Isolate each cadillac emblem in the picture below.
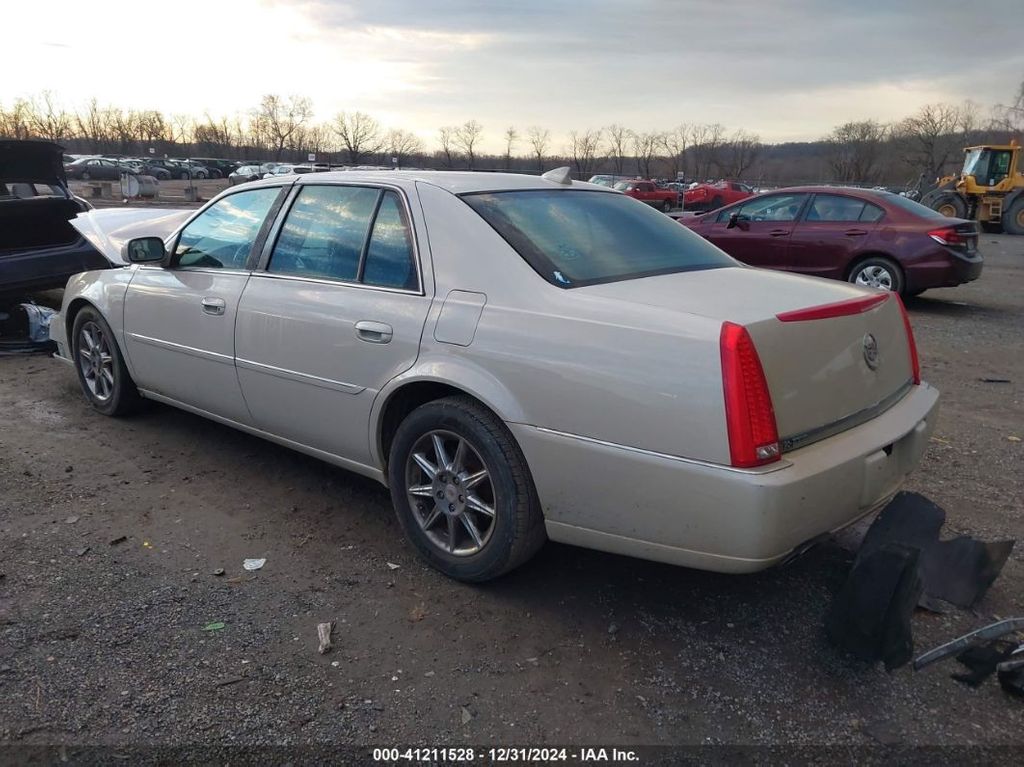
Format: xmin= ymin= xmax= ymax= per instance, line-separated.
xmin=863 ymin=333 xmax=880 ymax=370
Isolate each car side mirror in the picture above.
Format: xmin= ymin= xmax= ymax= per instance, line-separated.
xmin=726 ymin=212 xmax=749 ymax=230
xmin=124 ymin=236 xmax=166 ymax=264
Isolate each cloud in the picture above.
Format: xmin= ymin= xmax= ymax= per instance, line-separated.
xmin=2 ymin=0 xmax=1022 ymax=150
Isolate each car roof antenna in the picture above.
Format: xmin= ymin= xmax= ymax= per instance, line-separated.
xmin=541 ymin=166 xmax=573 ymax=185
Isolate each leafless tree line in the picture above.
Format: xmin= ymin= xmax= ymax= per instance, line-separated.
xmin=2 ymin=83 xmax=1021 ymax=186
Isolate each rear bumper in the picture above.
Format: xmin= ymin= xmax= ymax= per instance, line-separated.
xmin=0 ymin=240 xmax=110 ymax=296
xmin=905 ymin=246 xmax=983 ymax=291
xmin=513 ymin=382 xmax=939 ymax=573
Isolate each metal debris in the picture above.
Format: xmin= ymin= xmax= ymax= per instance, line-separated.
xmin=913 ymin=617 xmax=1024 ymax=671
xmin=317 ymin=621 xmax=335 ymax=655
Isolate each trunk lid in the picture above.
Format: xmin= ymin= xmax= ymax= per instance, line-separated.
xmin=0 ymin=140 xmax=67 ymax=186
xmin=578 ymin=266 xmax=915 ymax=451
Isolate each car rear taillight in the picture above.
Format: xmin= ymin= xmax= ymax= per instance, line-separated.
xmin=893 ymin=293 xmax=921 ymax=385
xmin=720 ymin=322 xmax=780 ymax=468
xmin=927 ymin=227 xmax=964 ymax=246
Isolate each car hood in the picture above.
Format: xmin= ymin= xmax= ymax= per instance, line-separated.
xmin=0 ymin=140 xmax=67 ymax=185
xmin=70 ymin=208 xmax=192 ymax=265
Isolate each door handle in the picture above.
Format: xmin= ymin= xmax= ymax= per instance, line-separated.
xmin=844 ymin=229 xmax=868 ymax=236
xmin=769 ymin=229 xmax=790 ymax=237
xmin=355 ymin=320 xmax=393 ymax=344
xmin=201 ymin=297 xmax=226 ymax=316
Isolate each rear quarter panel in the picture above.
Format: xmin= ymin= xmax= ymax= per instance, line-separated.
xmin=397 ymin=182 xmax=732 ymax=466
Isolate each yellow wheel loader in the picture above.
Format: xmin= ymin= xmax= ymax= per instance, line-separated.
xmin=921 ymin=139 xmax=1024 ymax=234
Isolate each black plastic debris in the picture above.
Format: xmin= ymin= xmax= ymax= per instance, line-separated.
xmin=998 ymin=660 xmax=1024 ymax=698
xmin=951 ymin=641 xmax=1018 ymax=687
xmin=858 ymin=491 xmax=1015 ymax=610
xmin=825 ymin=542 xmax=922 ymax=670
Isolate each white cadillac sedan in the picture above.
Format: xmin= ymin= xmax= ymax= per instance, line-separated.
xmin=51 ymin=169 xmax=938 ymax=581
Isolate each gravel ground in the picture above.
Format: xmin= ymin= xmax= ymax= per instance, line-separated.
xmin=1 ymin=236 xmax=1022 ymax=754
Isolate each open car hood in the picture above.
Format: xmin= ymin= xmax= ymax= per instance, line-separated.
xmin=70 ymin=208 xmax=192 ymax=265
xmin=0 ymin=140 xmax=67 ymax=185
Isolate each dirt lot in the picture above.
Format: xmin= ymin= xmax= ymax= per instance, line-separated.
xmin=1 ymin=236 xmax=1023 ymax=754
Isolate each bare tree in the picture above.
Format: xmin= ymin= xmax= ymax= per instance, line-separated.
xmin=387 ymin=128 xmax=423 ymax=167
xmin=824 ymin=120 xmax=888 ymax=183
xmin=332 ymin=111 xmax=383 ymax=164
xmin=73 ymin=98 xmax=108 ymax=151
xmin=503 ymin=126 xmax=518 ymax=170
xmin=454 ymin=120 xmax=484 ymax=168
xmin=720 ymin=129 xmax=761 ymax=178
xmin=568 ymin=129 xmax=603 ymax=179
xmin=527 ymin=126 xmax=550 ymax=170
xmin=688 ymin=123 xmax=726 ymax=180
xmin=896 ymin=102 xmax=965 ymax=181
xmin=991 ymin=76 xmax=1024 ymax=133
xmin=632 ymin=131 xmax=662 ymax=178
xmin=256 ymin=94 xmax=313 ymax=161
xmin=661 ymin=124 xmax=689 ymax=180
xmin=0 ymin=99 xmax=33 ymax=140
xmin=438 ymin=126 xmax=458 ymax=167
xmin=27 ymin=91 xmax=71 ymax=141
xmin=605 ymin=124 xmax=631 ymax=174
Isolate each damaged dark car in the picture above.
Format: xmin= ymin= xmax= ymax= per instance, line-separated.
xmin=0 ymin=139 xmax=109 ymax=296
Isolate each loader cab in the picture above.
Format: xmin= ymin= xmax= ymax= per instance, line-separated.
xmin=962 ymin=145 xmax=1017 ymax=189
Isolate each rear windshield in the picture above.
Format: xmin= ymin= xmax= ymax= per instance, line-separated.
xmin=462 ymin=189 xmax=734 ymax=287
xmin=879 ymin=192 xmax=951 ymax=220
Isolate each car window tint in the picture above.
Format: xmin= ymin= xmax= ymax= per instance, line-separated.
xmin=175 ymin=188 xmax=279 ymax=269
xmin=363 ymin=191 xmax=417 ymax=290
xmin=860 ymin=203 xmax=884 ymax=222
xmin=735 ymin=193 xmax=807 ymax=222
xmin=268 ymin=185 xmax=379 ymax=281
xmin=807 ymin=194 xmax=866 ymax=222
xmin=464 ymin=189 xmax=733 ymax=288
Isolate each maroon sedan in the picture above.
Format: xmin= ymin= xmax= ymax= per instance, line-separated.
xmin=676 ymin=186 xmax=983 ymax=296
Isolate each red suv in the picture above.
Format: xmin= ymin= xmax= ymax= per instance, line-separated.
xmin=677 ymin=186 xmax=983 ymax=296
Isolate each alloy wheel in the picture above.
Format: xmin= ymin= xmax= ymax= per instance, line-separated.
xmin=854 ymin=265 xmax=895 ymax=291
xmin=77 ymin=321 xmax=115 ymax=401
xmin=405 ymin=430 xmax=497 ymax=556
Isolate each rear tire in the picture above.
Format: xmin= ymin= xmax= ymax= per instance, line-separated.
xmin=848 ymin=256 xmax=904 ymax=294
xmin=1003 ymin=198 xmax=1024 ymax=235
xmin=71 ymin=306 xmax=143 ymax=417
xmin=711 ymin=195 xmax=724 ymax=210
xmin=661 ymin=199 xmax=673 ymax=212
xmin=387 ymin=396 xmax=546 ymax=582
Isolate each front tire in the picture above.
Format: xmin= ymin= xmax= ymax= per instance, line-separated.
xmin=710 ymin=195 xmax=724 ymax=210
xmin=661 ymin=199 xmax=673 ymax=212
xmin=388 ymin=396 xmax=545 ymax=582
xmin=848 ymin=256 xmax=904 ymax=294
xmin=71 ymin=307 xmax=143 ymax=416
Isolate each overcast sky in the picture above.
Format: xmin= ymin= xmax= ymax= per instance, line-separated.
xmin=6 ymin=0 xmax=1023 ymax=150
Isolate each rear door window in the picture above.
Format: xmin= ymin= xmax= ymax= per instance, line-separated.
xmin=268 ymin=185 xmax=419 ymax=290
xmin=806 ymin=194 xmax=867 ymax=222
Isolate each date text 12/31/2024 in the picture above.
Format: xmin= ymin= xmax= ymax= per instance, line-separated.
xmin=372 ymin=747 xmax=640 ymax=762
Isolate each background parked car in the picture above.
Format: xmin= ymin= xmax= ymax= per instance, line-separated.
xmin=683 ymin=180 xmax=753 ymax=211
xmin=189 ymin=158 xmax=239 ymax=179
xmin=228 ymin=165 xmax=264 ymax=185
xmin=677 ymin=186 xmax=983 ymax=295
xmin=1 ymin=140 xmax=108 ymax=295
xmin=64 ymin=157 xmax=137 ymax=181
xmin=612 ymin=179 xmax=679 ymax=211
